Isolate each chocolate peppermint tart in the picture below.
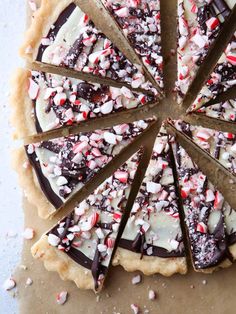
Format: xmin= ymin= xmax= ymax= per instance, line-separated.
xmin=20 ymin=0 xmax=157 ymax=94
xmin=170 ymin=119 xmax=236 ymax=177
xmin=100 ymin=0 xmax=163 ymax=89
xmin=31 ymin=150 xmax=142 ymax=292
xmin=113 ymin=128 xmax=187 ymax=276
xmin=189 ymin=32 xmax=236 ymax=114
xmin=176 ymin=0 xmax=236 ymax=104
xmin=11 ymin=68 xmax=154 ymax=138
xmin=172 ymin=141 xmax=236 ymax=271
xmin=17 ymin=120 xmax=150 ymax=219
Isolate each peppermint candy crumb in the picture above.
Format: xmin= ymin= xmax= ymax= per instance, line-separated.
xmin=22 ymin=228 xmax=35 ymax=240
xmin=56 ymin=291 xmax=68 ymax=305
xmin=26 ymin=278 xmax=33 ymax=286
xmin=148 ymin=290 xmax=156 ymax=300
xmin=132 ymin=275 xmax=142 ymax=285
xmin=202 ymin=280 xmax=207 ymax=285
xmin=3 ymin=278 xmax=16 ymax=291
xmin=130 ymin=304 xmax=140 ymax=314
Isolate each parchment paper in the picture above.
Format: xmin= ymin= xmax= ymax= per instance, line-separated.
xmin=14 ymin=1 xmax=236 ymax=313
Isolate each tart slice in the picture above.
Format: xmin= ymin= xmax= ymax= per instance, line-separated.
xmin=170 ymin=119 xmax=236 ymax=177
xmin=11 ymin=68 xmax=154 ymax=138
xmin=113 ymin=128 xmax=187 ymax=276
xmin=171 ymin=141 xmax=234 ymax=272
xmin=176 ymin=0 xmax=235 ymax=104
xmin=31 ymin=150 xmax=142 ymax=292
xmin=16 ymin=119 xmax=151 ymax=219
xmin=100 ymin=0 xmax=163 ymax=90
xmin=20 ymin=0 xmax=157 ymax=94
xmin=196 ymin=99 xmax=236 ymax=123
xmin=189 ymin=33 xmax=236 ymax=111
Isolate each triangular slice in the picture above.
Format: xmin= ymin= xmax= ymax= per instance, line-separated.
xmin=189 ymin=33 xmax=236 ymax=111
xmin=100 ymin=0 xmax=163 ymax=89
xmin=176 ymin=0 xmax=235 ymax=104
xmin=196 ymin=99 xmax=236 ymax=122
xmin=31 ymin=150 xmax=142 ymax=292
xmin=170 ymin=119 xmax=236 ymax=177
xmin=171 ymin=141 xmax=235 ymax=272
xmin=11 ymin=68 xmax=155 ymax=138
xmin=113 ymin=128 xmax=187 ymax=276
xmin=20 ymin=1 xmax=157 ymax=94
xmin=22 ymin=119 xmax=151 ymax=218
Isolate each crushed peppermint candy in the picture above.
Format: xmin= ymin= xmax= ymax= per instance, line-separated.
xmin=3 ymin=278 xmax=16 ymax=291
xmin=22 ymin=228 xmax=35 ymax=240
xmin=148 ymin=290 xmax=156 ymax=300
xmin=132 ymin=275 xmax=142 ymax=285
xmin=56 ymin=291 xmax=68 ymax=305
xmin=130 ymin=304 xmax=140 ymax=314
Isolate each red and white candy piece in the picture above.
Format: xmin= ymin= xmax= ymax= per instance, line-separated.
xmin=179 ymin=65 xmax=189 ymax=80
xmin=80 ymin=212 xmax=99 ymax=231
xmin=195 ymin=129 xmax=211 ymax=141
xmin=56 ymin=291 xmax=68 ymax=305
xmin=115 ymin=7 xmax=129 ymax=18
xmin=53 ymin=92 xmax=67 ymax=106
xmin=113 ymin=212 xmax=122 ymax=222
xmin=206 ymin=17 xmax=219 ymax=31
xmin=130 ymin=304 xmax=140 ymax=314
xmin=106 ymin=237 xmax=115 ymax=248
xmin=226 ymin=53 xmax=236 ymax=66
xmin=28 ymin=78 xmax=39 ymax=100
xmin=114 ymin=170 xmax=128 ymax=183
xmin=213 ymin=191 xmax=224 ymax=210
xmin=197 ymin=222 xmax=207 ymax=234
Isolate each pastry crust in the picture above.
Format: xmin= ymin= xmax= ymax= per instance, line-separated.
xmin=113 ymin=247 xmax=187 ymax=276
xmin=20 ymin=0 xmax=74 ymax=62
xmin=12 ymin=148 xmax=56 ymax=219
xmin=31 ymin=235 xmax=97 ymax=291
xmin=10 ymin=68 xmax=37 ymax=139
xmin=229 ymin=243 xmax=236 ymax=260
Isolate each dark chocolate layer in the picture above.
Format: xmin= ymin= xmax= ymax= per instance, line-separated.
xmin=119 ymin=238 xmax=185 ymax=258
xmin=26 ymin=148 xmax=63 ymax=209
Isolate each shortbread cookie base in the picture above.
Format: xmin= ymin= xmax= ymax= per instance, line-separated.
xmin=20 ymin=0 xmax=73 ymax=62
xmin=31 ymin=235 xmax=97 ymax=291
xmin=113 ymin=247 xmax=187 ymax=276
xmin=12 ymin=148 xmax=56 ymax=219
xmin=229 ymin=243 xmax=236 ymax=260
xmin=10 ymin=68 xmax=37 ymax=139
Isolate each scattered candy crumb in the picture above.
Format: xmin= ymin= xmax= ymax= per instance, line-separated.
xmin=132 ymin=274 xmax=142 ymax=285
xmin=130 ymin=303 xmax=140 ymax=314
xmin=26 ymin=278 xmax=33 ymax=286
xmin=3 ymin=278 xmax=16 ymax=291
xmin=56 ymin=291 xmax=68 ymax=305
xmin=22 ymin=227 xmax=35 ymax=240
xmin=148 ymin=290 xmax=156 ymax=300
xmin=202 ymin=280 xmax=207 ymax=285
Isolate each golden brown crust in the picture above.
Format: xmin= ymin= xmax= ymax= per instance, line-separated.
xmin=11 ymin=148 xmax=56 ymax=219
xmin=10 ymin=68 xmax=37 ymax=139
xmin=229 ymin=243 xmax=236 ymax=260
xmin=193 ymin=259 xmax=232 ymax=274
xmin=113 ymin=247 xmax=187 ymax=276
xmin=19 ymin=0 xmax=73 ymax=62
xmin=31 ymin=235 xmax=97 ymax=291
